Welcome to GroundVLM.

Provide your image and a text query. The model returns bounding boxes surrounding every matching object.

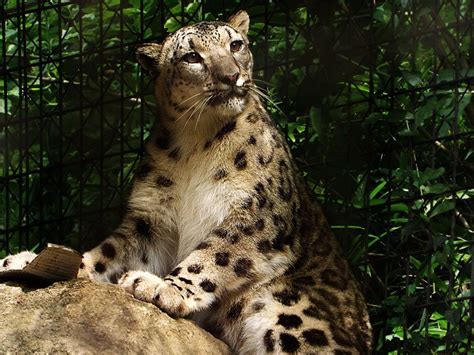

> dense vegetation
[1,1,473,353]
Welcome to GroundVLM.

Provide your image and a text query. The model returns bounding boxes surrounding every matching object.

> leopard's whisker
[176,103,199,122]
[184,95,211,129]
[249,86,287,119]
[178,92,204,107]
[183,97,206,128]
[176,96,205,122]
[188,96,209,130]
[249,86,274,105]
[253,78,274,87]
[251,85,276,100]
[194,96,213,130]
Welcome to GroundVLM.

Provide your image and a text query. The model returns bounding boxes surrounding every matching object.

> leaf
[164,17,181,33]
[399,129,417,136]
[421,183,449,194]
[437,69,455,84]
[417,167,445,186]
[429,200,455,218]
[373,4,391,24]
[370,181,387,200]
[458,92,472,113]
[445,309,461,326]
[309,106,322,137]
[367,198,385,206]
[402,71,422,87]
[365,112,384,125]
[185,2,200,13]
[415,98,436,125]
[402,219,425,237]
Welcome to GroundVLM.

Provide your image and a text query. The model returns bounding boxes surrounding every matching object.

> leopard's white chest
[172,156,235,264]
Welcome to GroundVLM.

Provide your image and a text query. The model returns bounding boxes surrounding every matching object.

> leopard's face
[137,11,253,121]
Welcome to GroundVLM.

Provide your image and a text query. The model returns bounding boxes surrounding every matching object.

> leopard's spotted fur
[3,11,372,354]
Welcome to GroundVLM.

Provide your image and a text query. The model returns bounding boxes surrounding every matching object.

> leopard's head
[136,11,253,124]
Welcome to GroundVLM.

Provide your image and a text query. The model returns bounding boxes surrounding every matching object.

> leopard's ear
[136,43,162,77]
[227,10,250,36]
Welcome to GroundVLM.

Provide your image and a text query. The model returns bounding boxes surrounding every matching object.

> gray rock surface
[0,279,231,354]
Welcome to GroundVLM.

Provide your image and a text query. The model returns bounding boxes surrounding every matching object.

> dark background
[1,0,473,352]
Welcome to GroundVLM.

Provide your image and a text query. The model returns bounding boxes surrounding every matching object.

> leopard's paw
[76,252,96,280]
[0,251,37,271]
[119,270,189,317]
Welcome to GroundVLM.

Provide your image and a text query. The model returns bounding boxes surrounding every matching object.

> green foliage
[1,1,473,353]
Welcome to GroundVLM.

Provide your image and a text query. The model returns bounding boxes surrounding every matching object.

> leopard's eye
[230,40,243,53]
[182,52,202,63]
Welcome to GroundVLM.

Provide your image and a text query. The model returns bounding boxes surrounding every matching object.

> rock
[0,279,231,354]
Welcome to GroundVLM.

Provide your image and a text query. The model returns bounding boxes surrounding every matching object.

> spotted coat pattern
[4,11,372,354]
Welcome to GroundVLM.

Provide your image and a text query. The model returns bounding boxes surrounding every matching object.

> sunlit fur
[3,11,372,354]
[153,21,253,135]
[0,251,36,271]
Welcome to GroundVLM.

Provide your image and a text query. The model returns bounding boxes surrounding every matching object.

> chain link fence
[1,0,473,353]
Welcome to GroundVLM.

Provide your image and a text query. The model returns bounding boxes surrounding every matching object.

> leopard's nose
[220,72,239,86]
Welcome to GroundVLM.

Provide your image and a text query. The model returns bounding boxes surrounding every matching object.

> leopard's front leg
[78,158,178,283]
[78,211,175,284]
[118,209,295,317]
